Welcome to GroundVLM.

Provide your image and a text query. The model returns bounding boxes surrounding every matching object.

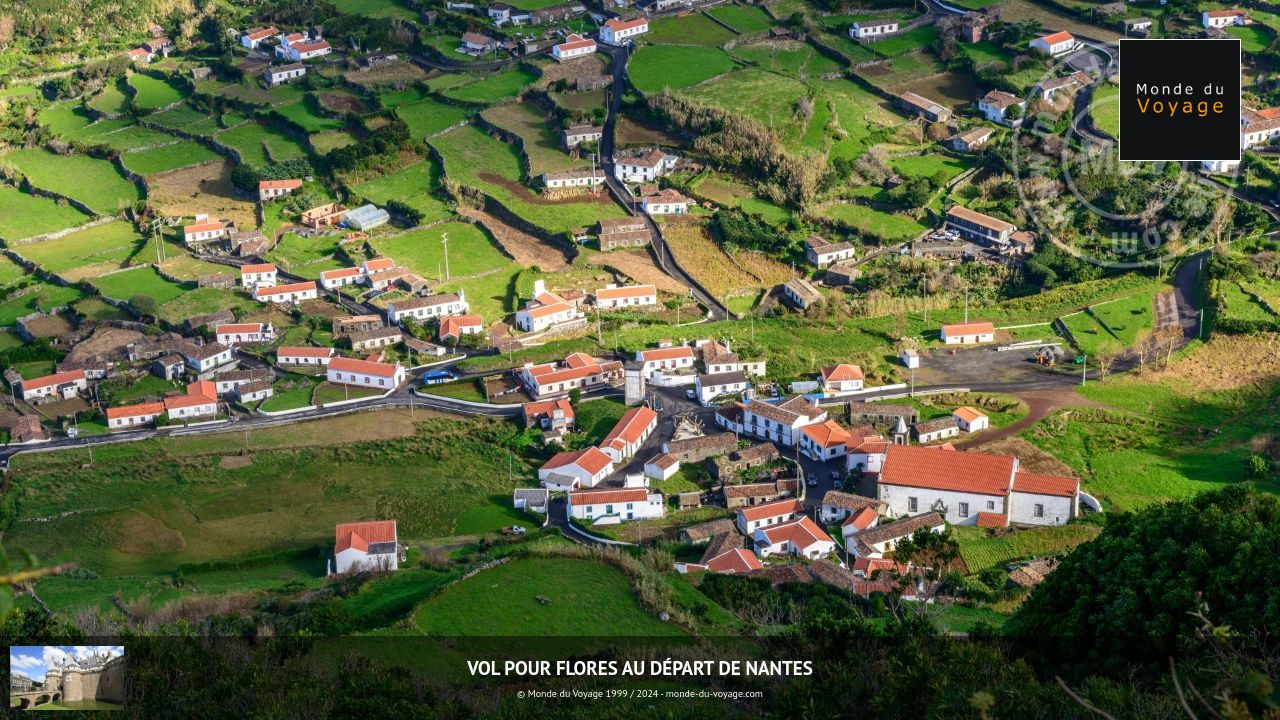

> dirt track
[456,206,570,270]
[957,388,1109,450]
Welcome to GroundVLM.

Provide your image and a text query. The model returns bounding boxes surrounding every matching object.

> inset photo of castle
[9,646,124,711]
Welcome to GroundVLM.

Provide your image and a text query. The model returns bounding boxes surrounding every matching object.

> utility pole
[441,232,450,280]
[1081,355,1087,386]
[964,289,969,323]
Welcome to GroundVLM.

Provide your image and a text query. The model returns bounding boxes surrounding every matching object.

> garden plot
[0,186,92,241]
[147,160,258,229]
[349,157,453,224]
[88,80,131,115]
[430,124,629,235]
[146,103,226,136]
[959,41,1044,93]
[1,148,142,214]
[11,220,142,280]
[311,130,361,154]
[482,102,589,175]
[128,73,188,111]
[441,68,538,105]
[84,124,177,152]
[550,90,605,114]
[893,70,981,108]
[215,121,309,167]
[707,5,773,33]
[275,96,346,133]
[690,173,790,225]
[662,222,790,302]
[91,266,188,305]
[38,103,96,137]
[122,141,221,176]
[629,45,736,93]
[0,284,87,326]
[396,97,472,138]
[266,233,346,276]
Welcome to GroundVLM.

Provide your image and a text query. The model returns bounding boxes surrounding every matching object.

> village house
[1036,73,1087,102]
[597,217,652,250]
[439,314,483,341]
[599,405,658,463]
[513,488,550,515]
[300,203,348,229]
[595,284,657,310]
[961,12,987,42]
[215,322,275,346]
[819,363,864,394]
[213,368,273,396]
[823,264,861,286]
[240,262,277,288]
[126,47,154,62]
[568,487,665,524]
[897,91,952,123]
[847,511,945,559]
[600,16,649,45]
[179,342,234,374]
[878,444,1079,527]
[846,429,892,474]
[553,33,597,62]
[183,215,233,245]
[644,451,680,482]
[695,370,750,405]
[106,401,166,429]
[753,515,836,560]
[543,169,606,189]
[538,446,614,490]
[460,31,497,54]
[1203,8,1249,27]
[799,419,853,462]
[163,380,219,420]
[522,398,574,432]
[953,406,989,433]
[940,320,996,344]
[255,280,318,304]
[387,292,468,325]
[819,490,884,525]
[562,123,603,148]
[782,278,822,310]
[488,2,513,22]
[266,63,307,86]
[259,179,303,202]
[241,25,279,49]
[635,345,695,377]
[851,18,900,40]
[364,266,412,291]
[517,352,622,400]
[614,148,677,183]
[805,236,857,268]
[735,497,804,535]
[683,548,763,575]
[1029,30,1079,56]
[641,188,691,215]
[1240,106,1280,150]
[947,126,995,153]
[332,520,400,575]
[945,204,1018,247]
[276,32,331,61]
[724,478,800,509]
[663,432,737,463]
[152,354,184,380]
[349,326,403,351]
[327,356,405,389]
[278,346,336,367]
[333,315,382,336]
[978,90,1026,126]
[900,348,920,368]
[1122,17,1153,35]
[320,267,364,290]
[740,395,827,447]
[848,401,919,427]
[710,441,780,482]
[915,416,959,443]
[18,369,88,403]
[236,379,274,403]
[515,281,585,333]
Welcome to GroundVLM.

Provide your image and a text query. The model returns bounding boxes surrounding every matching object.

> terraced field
[1,148,142,213]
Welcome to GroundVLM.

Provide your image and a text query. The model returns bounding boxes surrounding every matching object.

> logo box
[1118,38,1241,162]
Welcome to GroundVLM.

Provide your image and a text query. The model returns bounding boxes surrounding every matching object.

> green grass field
[84,124,176,152]
[865,25,938,56]
[890,154,971,182]
[482,102,588,175]
[629,45,736,93]
[953,524,1103,573]
[266,232,343,273]
[128,73,187,111]
[275,96,346,132]
[215,121,309,167]
[38,103,96,137]
[732,40,843,77]
[88,80,131,115]
[0,283,87,326]
[647,13,737,46]
[332,0,418,19]
[441,68,537,105]
[91,266,188,305]
[1,148,142,214]
[1228,24,1274,53]
[819,203,929,242]
[378,87,427,109]
[156,288,259,324]
[0,186,92,241]
[1088,291,1156,347]
[414,557,683,636]
[690,174,791,224]
[311,130,360,154]
[13,220,141,276]
[820,77,902,161]
[1090,81,1119,139]
[369,222,508,280]
[396,97,473,138]
[121,141,221,175]
[430,124,629,234]
[349,158,453,224]
[707,5,773,33]
[679,68,822,152]
[146,103,226,136]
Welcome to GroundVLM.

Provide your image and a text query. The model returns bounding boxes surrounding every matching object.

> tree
[1005,486,1280,680]
[567,388,582,408]
[890,526,960,612]
[129,294,158,317]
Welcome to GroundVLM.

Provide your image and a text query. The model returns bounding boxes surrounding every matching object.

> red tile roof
[523,398,574,420]
[942,321,996,336]
[639,346,693,362]
[568,487,648,506]
[1012,471,1079,497]
[258,179,302,191]
[597,284,656,301]
[801,419,851,448]
[335,520,396,553]
[947,205,1014,233]
[543,447,613,475]
[605,17,648,32]
[1037,30,1075,45]
[601,406,658,448]
[880,444,1015,496]
[279,346,333,358]
[321,267,363,280]
[738,498,804,523]
[256,281,316,298]
[842,506,880,531]
[217,323,266,334]
[184,221,227,234]
[556,33,596,51]
[242,263,275,274]
[953,406,986,423]
[329,356,400,378]
[364,257,396,272]
[758,516,833,551]
[821,364,864,383]
[21,369,86,391]
[976,512,1008,528]
[439,314,482,338]
[106,401,165,420]
[706,548,762,574]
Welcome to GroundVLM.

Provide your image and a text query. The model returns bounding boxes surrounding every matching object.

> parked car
[685,389,696,399]
[806,477,818,487]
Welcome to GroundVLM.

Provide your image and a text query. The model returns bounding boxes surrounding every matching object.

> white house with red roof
[752,515,835,559]
[734,498,804,535]
[1029,30,1078,56]
[538,447,615,490]
[799,419,853,462]
[568,487,664,523]
[614,148,677,184]
[641,189,691,215]
[595,284,657,310]
[18,369,88,402]
[517,352,622,400]
[635,345,695,377]
[240,262,277,288]
[240,26,279,49]
[940,321,995,344]
[600,17,649,46]
[106,400,166,429]
[704,548,763,574]
[183,215,232,245]
[819,490,884,525]
[845,430,891,475]
[255,280,318,304]
[163,380,219,420]
[1203,8,1249,27]
[599,405,658,463]
[320,267,363,290]
[819,363,864,394]
[276,32,332,61]
[847,511,945,559]
[552,33,596,61]
[327,357,405,390]
[515,283,585,333]
[126,47,153,62]
[332,520,400,575]
[439,314,484,341]
[643,451,680,481]
[522,398,575,431]
[952,406,989,432]
[216,322,275,346]
[878,444,1079,527]
[278,346,335,366]
[258,179,302,201]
